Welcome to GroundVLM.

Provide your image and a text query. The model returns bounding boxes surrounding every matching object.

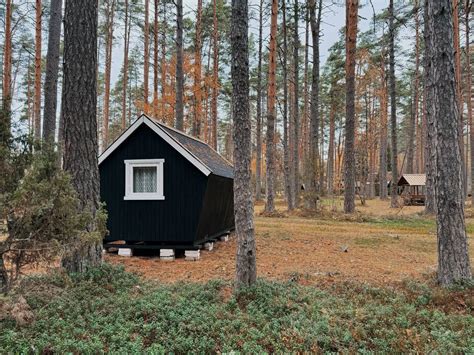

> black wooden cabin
[99,114,234,249]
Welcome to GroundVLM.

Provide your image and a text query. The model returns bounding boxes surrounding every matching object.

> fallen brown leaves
[106,199,473,287]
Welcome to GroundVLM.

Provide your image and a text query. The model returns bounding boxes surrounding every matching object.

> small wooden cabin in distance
[99,114,234,252]
[397,174,426,206]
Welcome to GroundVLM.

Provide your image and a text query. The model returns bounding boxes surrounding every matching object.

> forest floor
[106,198,474,286]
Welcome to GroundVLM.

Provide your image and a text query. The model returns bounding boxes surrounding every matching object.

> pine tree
[264,0,279,214]
[175,0,184,130]
[61,0,102,273]
[343,0,358,213]
[231,0,256,289]
[42,0,63,144]
[426,0,472,286]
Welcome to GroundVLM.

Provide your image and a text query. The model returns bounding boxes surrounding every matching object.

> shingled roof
[154,120,234,179]
[98,115,234,179]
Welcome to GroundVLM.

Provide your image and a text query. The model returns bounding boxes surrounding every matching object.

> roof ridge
[144,114,209,146]
[144,114,233,168]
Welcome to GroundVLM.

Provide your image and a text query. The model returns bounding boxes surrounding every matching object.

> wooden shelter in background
[397,174,426,206]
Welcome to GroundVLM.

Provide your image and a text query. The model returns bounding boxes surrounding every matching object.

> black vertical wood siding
[195,174,235,244]
[100,124,208,245]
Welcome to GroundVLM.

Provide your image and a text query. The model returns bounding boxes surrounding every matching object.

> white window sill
[124,194,165,201]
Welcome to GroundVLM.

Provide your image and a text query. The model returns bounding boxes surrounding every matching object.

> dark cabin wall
[100,124,208,245]
[195,174,235,244]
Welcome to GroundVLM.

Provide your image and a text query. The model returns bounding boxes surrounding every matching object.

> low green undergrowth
[1,264,473,353]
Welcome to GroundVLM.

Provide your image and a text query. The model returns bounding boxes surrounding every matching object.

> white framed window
[124,159,165,200]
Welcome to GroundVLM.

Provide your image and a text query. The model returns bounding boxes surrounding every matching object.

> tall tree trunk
[144,0,150,106]
[406,79,416,174]
[319,100,325,193]
[343,0,358,213]
[379,60,388,199]
[306,0,322,209]
[193,0,203,137]
[27,60,33,135]
[426,0,471,286]
[161,1,167,121]
[1,0,13,131]
[255,0,264,201]
[102,0,116,148]
[61,0,102,273]
[282,0,292,209]
[466,0,474,204]
[34,0,42,142]
[1,0,13,184]
[414,0,422,173]
[327,89,336,196]
[424,0,436,214]
[211,0,219,148]
[42,0,62,144]
[153,0,159,118]
[175,0,184,130]
[121,0,130,129]
[292,0,300,208]
[264,0,278,214]
[302,5,310,170]
[389,0,399,208]
[231,0,256,290]
[453,0,465,195]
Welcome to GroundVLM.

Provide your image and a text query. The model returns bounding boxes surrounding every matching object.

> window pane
[133,166,157,193]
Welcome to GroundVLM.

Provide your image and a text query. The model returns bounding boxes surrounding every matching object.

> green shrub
[1,147,107,290]
[1,264,473,353]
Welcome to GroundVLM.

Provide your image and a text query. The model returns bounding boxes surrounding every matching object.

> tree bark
[153,0,159,118]
[121,0,131,129]
[453,0,465,195]
[102,0,116,148]
[0,0,13,178]
[34,0,42,142]
[161,0,167,121]
[144,0,150,106]
[211,0,219,148]
[193,0,203,137]
[466,0,474,205]
[175,0,184,130]
[292,0,300,208]
[343,0,358,213]
[231,0,256,290]
[255,0,263,201]
[306,0,322,209]
[327,89,336,196]
[379,59,388,199]
[414,0,422,173]
[424,0,436,214]
[389,0,399,208]
[426,0,471,285]
[42,0,62,144]
[406,79,416,174]
[282,0,292,209]
[264,0,278,214]
[302,5,310,171]
[61,0,102,273]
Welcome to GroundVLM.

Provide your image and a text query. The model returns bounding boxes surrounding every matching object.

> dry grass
[107,198,474,286]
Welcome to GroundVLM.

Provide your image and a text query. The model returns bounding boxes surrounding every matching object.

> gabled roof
[157,123,234,179]
[98,114,234,179]
[397,174,426,186]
